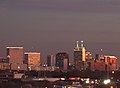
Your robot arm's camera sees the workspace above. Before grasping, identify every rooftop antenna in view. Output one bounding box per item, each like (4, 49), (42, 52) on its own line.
(77, 41), (79, 48)
(81, 40), (84, 47)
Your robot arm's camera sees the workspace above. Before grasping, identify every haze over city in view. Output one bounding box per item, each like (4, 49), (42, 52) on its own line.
(0, 0), (120, 63)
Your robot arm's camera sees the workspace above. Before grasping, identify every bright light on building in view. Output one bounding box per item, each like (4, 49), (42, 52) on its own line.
(69, 77), (75, 80)
(112, 71), (115, 74)
(28, 66), (31, 71)
(103, 79), (111, 85)
(61, 78), (65, 80)
(85, 80), (90, 84)
(91, 81), (94, 84)
(18, 66), (20, 69)
(81, 78), (84, 81)
(110, 86), (114, 88)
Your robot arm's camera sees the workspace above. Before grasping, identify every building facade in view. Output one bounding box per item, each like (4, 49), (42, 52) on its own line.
(74, 41), (86, 70)
(88, 55), (118, 71)
(24, 52), (40, 70)
(56, 52), (69, 70)
(6, 47), (27, 70)
(0, 57), (9, 70)
(47, 55), (56, 67)
(85, 51), (92, 61)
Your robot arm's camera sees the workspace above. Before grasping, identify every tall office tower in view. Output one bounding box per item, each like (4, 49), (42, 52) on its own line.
(6, 47), (26, 70)
(47, 55), (56, 67)
(24, 52), (40, 70)
(74, 41), (86, 70)
(56, 52), (69, 70)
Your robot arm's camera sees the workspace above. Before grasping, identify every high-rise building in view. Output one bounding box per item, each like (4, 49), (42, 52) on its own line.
(47, 55), (56, 67)
(73, 41), (86, 70)
(56, 52), (69, 70)
(7, 47), (23, 64)
(86, 51), (92, 61)
(6, 47), (27, 70)
(24, 52), (40, 70)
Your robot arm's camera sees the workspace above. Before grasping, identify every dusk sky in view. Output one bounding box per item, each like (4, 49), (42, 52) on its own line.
(0, 0), (120, 63)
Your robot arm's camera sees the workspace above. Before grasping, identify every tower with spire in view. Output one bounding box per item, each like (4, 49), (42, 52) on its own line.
(74, 41), (86, 70)
(74, 41), (81, 51)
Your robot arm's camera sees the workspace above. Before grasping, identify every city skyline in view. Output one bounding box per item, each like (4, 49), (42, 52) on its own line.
(0, 0), (120, 63)
(0, 41), (119, 64)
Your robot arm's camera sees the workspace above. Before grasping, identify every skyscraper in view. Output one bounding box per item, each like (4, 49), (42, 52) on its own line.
(56, 52), (69, 70)
(47, 55), (56, 67)
(24, 52), (40, 70)
(73, 41), (86, 70)
(6, 47), (27, 70)
(7, 47), (24, 64)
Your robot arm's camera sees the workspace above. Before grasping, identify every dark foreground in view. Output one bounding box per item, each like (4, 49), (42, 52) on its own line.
(0, 78), (120, 88)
